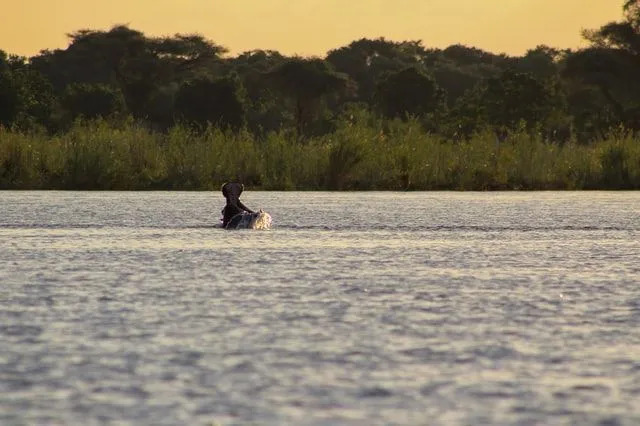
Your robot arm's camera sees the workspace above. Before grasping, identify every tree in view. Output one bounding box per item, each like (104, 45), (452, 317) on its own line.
(565, 83), (619, 141)
(62, 83), (124, 120)
(0, 53), (54, 129)
(326, 38), (426, 104)
(0, 51), (19, 127)
(442, 44), (505, 66)
(375, 67), (442, 119)
(479, 70), (559, 131)
(583, 0), (639, 55)
(265, 58), (349, 137)
(154, 34), (227, 70)
(229, 50), (288, 135)
(421, 45), (509, 108)
(431, 63), (479, 107)
(30, 25), (228, 120)
(174, 76), (245, 130)
(514, 46), (564, 80)
(563, 47), (640, 132)
(584, 23), (640, 56)
(566, 1), (640, 132)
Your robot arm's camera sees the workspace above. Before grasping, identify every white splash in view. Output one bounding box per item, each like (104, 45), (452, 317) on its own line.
(249, 210), (272, 230)
(226, 209), (272, 230)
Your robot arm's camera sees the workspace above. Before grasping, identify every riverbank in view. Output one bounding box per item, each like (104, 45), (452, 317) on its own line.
(1, 120), (639, 190)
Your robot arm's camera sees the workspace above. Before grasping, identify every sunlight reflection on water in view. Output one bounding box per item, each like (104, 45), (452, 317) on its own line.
(1, 191), (639, 425)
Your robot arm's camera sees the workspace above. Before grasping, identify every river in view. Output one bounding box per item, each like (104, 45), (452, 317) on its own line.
(1, 191), (639, 425)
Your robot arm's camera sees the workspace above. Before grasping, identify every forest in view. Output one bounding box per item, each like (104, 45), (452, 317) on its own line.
(0, 1), (639, 190)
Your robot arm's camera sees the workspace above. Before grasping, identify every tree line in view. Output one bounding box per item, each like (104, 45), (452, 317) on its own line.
(0, 1), (638, 141)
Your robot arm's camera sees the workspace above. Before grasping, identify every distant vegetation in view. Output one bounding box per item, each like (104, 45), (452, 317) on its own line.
(2, 118), (638, 190)
(1, 1), (639, 190)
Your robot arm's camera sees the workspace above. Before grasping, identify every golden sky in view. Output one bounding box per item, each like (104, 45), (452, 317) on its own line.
(1, 0), (624, 58)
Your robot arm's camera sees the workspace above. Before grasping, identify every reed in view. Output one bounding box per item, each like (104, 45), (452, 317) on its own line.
(1, 118), (639, 190)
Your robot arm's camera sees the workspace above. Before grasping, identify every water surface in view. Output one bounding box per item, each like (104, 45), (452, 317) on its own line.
(1, 191), (639, 425)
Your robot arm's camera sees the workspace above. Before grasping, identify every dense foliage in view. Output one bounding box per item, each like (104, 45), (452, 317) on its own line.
(1, 118), (638, 190)
(1, 2), (639, 189)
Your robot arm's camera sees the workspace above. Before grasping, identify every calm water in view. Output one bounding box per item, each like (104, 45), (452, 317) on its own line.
(1, 191), (639, 425)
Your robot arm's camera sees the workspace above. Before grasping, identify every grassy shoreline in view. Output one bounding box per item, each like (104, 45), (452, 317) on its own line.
(1, 120), (639, 191)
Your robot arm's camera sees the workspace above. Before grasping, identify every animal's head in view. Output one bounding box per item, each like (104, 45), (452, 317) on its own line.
(221, 182), (244, 204)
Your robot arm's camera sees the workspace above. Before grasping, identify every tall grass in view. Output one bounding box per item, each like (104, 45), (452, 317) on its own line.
(1, 118), (639, 190)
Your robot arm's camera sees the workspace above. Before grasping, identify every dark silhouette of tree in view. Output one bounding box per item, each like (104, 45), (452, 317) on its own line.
(265, 58), (349, 137)
(327, 38), (425, 104)
(154, 34), (227, 70)
(2, 0), (640, 143)
(565, 84), (619, 141)
(62, 83), (124, 120)
(584, 23), (640, 56)
(430, 64), (478, 107)
(0, 53), (53, 129)
(568, 2), (640, 131)
(174, 75), (245, 130)
(410, 45), (505, 111)
(442, 44), (508, 67)
(624, 0), (640, 31)
(479, 70), (558, 131)
(515, 46), (564, 80)
(563, 47), (640, 131)
(583, 0), (639, 54)
(375, 67), (442, 119)
(229, 50), (288, 135)
(0, 51), (19, 127)
(30, 25), (228, 122)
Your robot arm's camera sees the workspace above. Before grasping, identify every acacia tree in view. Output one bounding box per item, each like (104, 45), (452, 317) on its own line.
(30, 25), (228, 121)
(32, 26), (155, 117)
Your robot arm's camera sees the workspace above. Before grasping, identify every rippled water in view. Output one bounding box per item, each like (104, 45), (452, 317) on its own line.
(1, 191), (639, 425)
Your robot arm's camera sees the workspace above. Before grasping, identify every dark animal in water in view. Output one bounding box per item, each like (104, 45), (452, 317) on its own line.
(220, 182), (254, 228)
